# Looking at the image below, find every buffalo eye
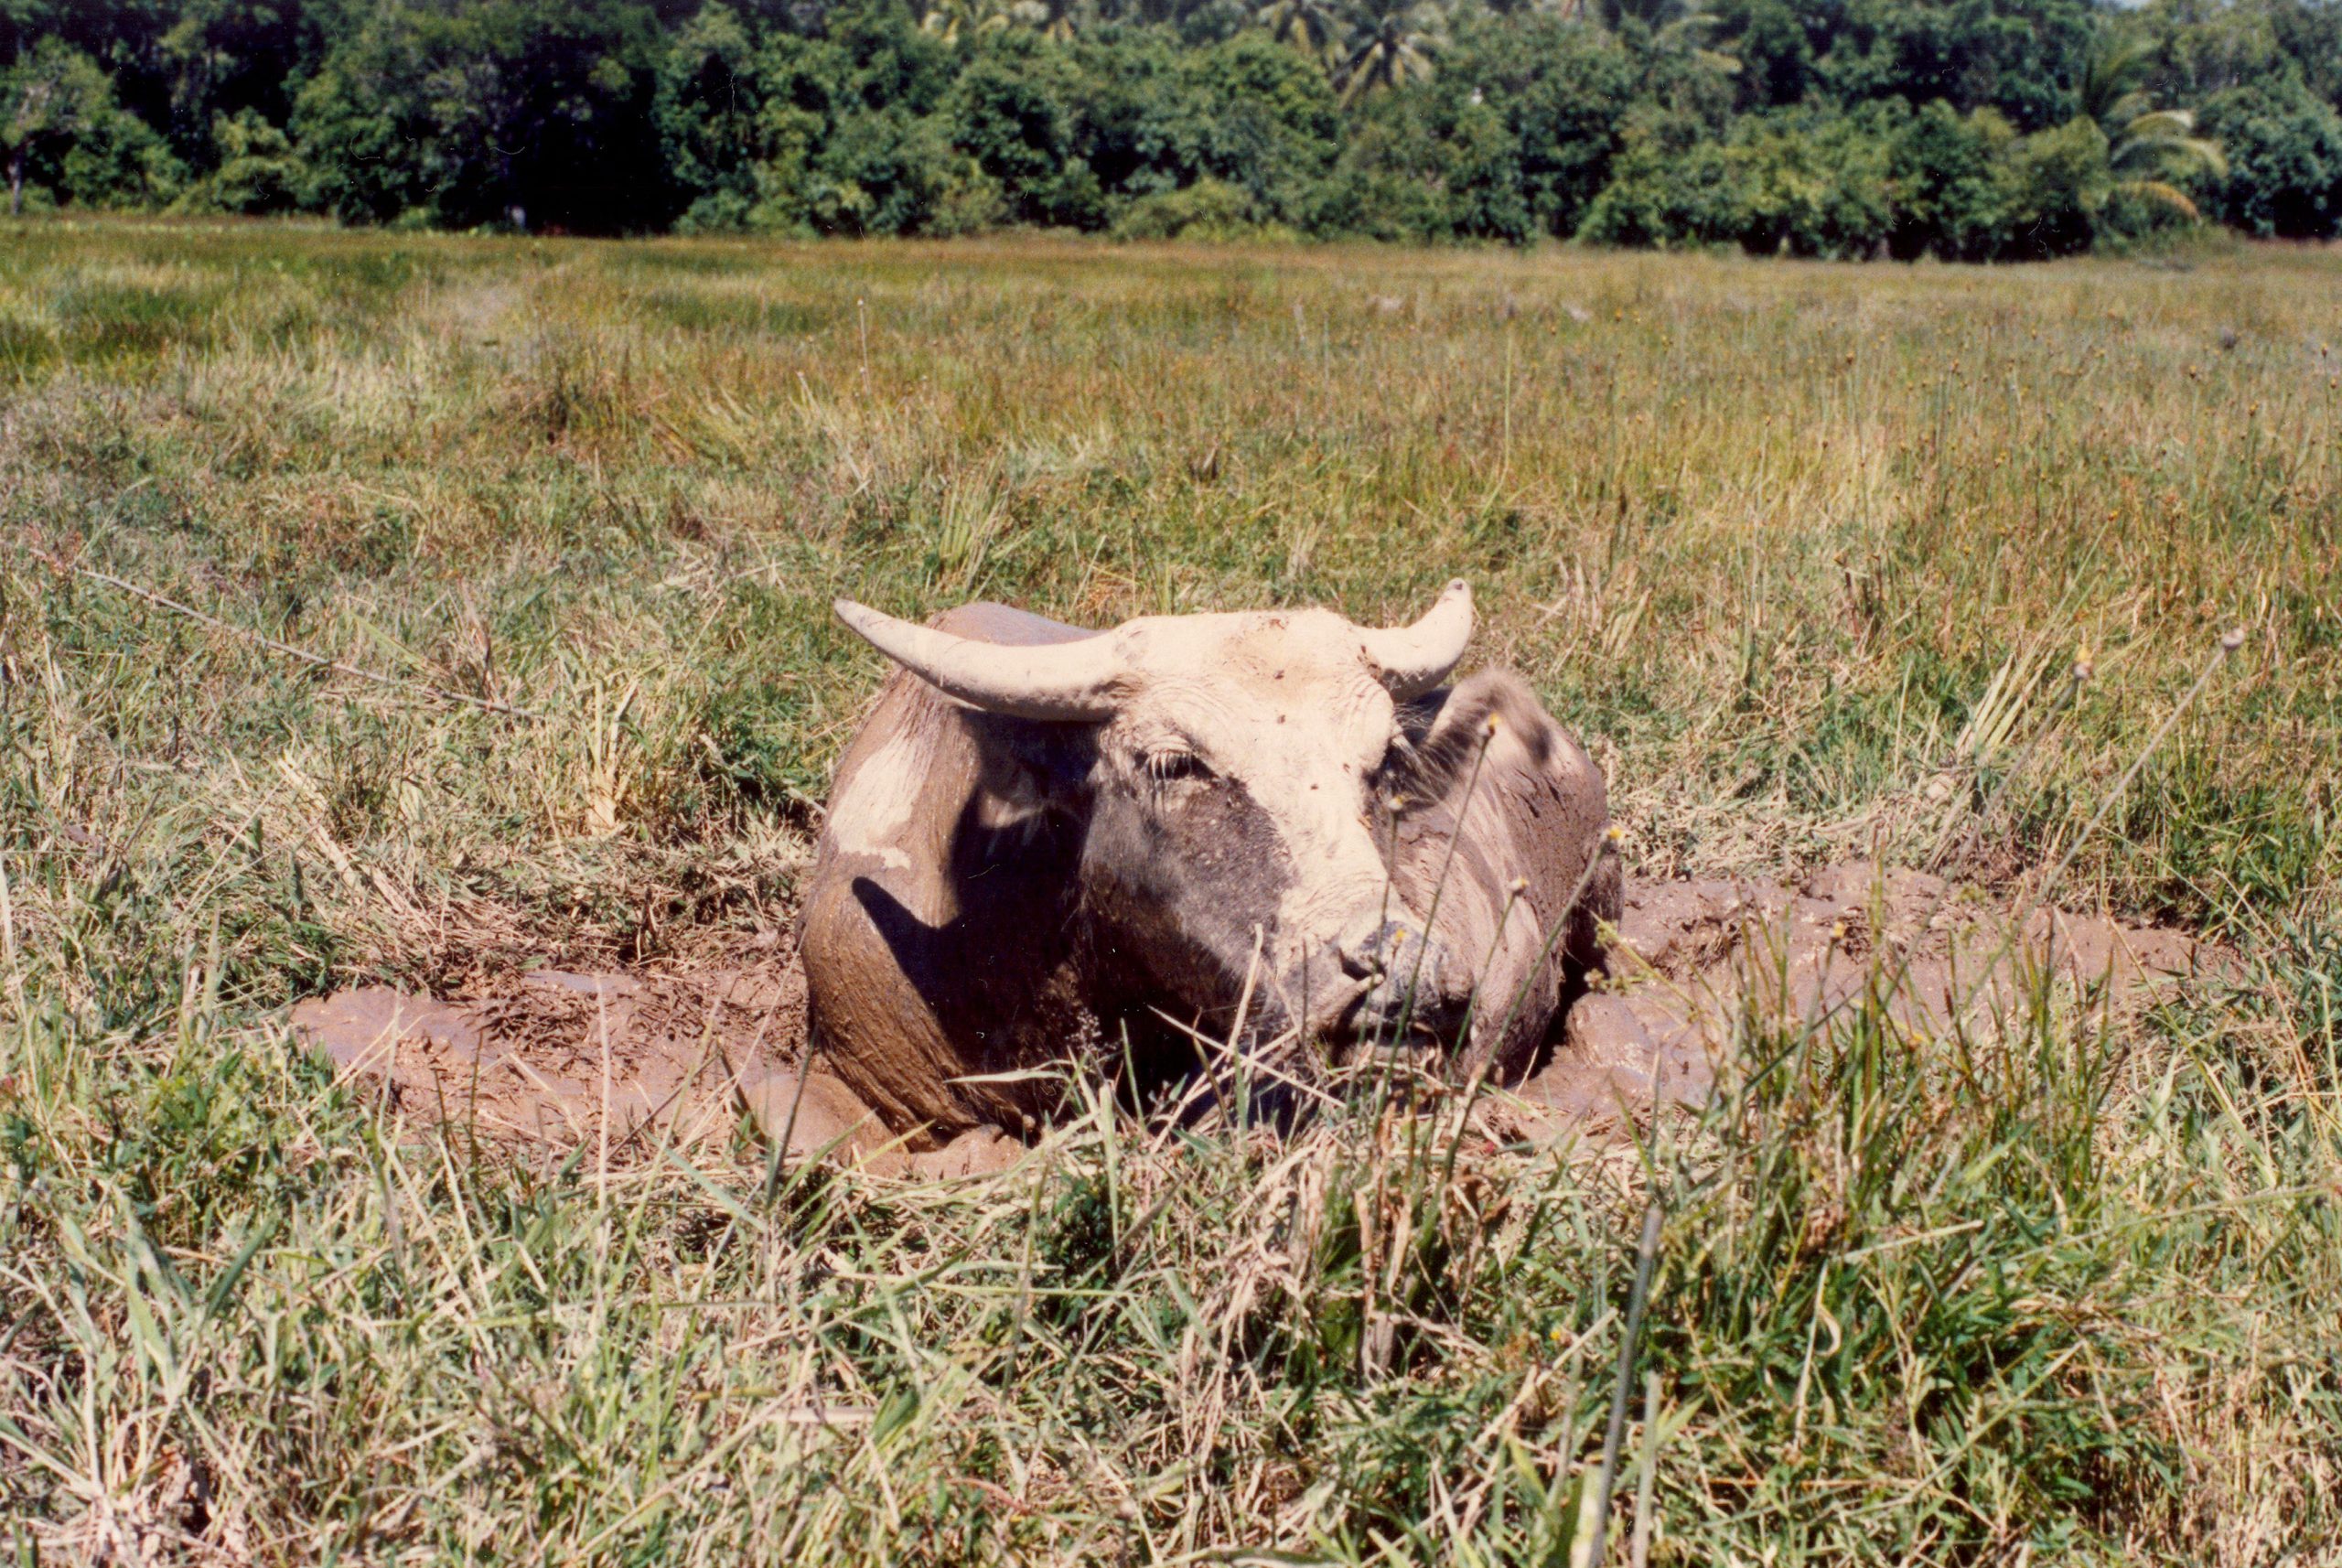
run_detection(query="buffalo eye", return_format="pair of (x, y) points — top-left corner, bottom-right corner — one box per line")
(1143, 747), (1209, 789)
(1369, 731), (1415, 796)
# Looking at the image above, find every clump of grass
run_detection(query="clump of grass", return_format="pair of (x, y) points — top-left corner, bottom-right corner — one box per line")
(2, 215), (2338, 1562)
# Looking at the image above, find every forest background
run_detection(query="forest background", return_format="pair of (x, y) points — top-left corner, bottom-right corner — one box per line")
(6, 0), (2342, 257)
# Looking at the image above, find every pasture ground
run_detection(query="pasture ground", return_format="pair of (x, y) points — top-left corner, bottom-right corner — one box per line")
(2, 216), (2339, 1563)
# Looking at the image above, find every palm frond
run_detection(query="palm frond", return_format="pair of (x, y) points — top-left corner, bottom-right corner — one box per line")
(2112, 129), (2227, 181)
(2120, 178), (2202, 221)
(2124, 108), (2197, 140)
(2080, 36), (2155, 123)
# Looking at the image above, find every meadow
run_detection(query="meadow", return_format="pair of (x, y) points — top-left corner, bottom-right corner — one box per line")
(1, 214), (2338, 1563)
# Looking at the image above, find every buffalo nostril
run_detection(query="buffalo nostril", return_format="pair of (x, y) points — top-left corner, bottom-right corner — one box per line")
(1337, 920), (1413, 983)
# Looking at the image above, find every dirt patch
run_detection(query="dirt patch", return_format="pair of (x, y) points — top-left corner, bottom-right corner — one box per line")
(292, 862), (2229, 1169)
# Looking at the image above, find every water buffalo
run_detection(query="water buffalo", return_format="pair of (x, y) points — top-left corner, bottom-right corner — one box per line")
(797, 581), (1619, 1146)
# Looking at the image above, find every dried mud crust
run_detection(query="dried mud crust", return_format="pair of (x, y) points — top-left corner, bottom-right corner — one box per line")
(291, 862), (2229, 1170)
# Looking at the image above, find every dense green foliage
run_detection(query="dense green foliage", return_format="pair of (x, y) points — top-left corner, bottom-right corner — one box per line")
(3, 0), (2340, 251)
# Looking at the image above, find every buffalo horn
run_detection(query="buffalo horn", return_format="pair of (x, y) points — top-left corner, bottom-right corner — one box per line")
(833, 599), (1123, 721)
(1356, 579), (1474, 700)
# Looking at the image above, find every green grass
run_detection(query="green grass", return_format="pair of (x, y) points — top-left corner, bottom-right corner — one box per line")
(2, 215), (2338, 1563)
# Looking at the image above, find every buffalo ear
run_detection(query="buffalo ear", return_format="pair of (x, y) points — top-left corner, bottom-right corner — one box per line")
(953, 723), (1098, 875)
(1396, 673), (1556, 799)
(994, 718), (1101, 816)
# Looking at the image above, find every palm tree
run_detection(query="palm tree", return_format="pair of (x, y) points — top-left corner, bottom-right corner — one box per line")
(1008, 0), (1079, 42)
(920, 0), (1011, 44)
(2080, 38), (2227, 220)
(1599, 0), (1741, 76)
(1335, 0), (1445, 105)
(1257, 0), (1343, 63)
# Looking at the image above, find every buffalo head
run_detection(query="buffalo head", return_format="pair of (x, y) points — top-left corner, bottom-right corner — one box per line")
(831, 583), (1483, 1047)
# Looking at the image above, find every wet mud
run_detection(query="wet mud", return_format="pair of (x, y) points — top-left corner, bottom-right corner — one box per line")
(1513, 862), (2225, 1127)
(292, 862), (2228, 1172)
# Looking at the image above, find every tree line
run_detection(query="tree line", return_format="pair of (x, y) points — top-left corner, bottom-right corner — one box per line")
(5, 0), (2340, 257)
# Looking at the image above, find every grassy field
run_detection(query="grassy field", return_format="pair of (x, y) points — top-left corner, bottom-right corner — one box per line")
(2, 214), (2338, 1563)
